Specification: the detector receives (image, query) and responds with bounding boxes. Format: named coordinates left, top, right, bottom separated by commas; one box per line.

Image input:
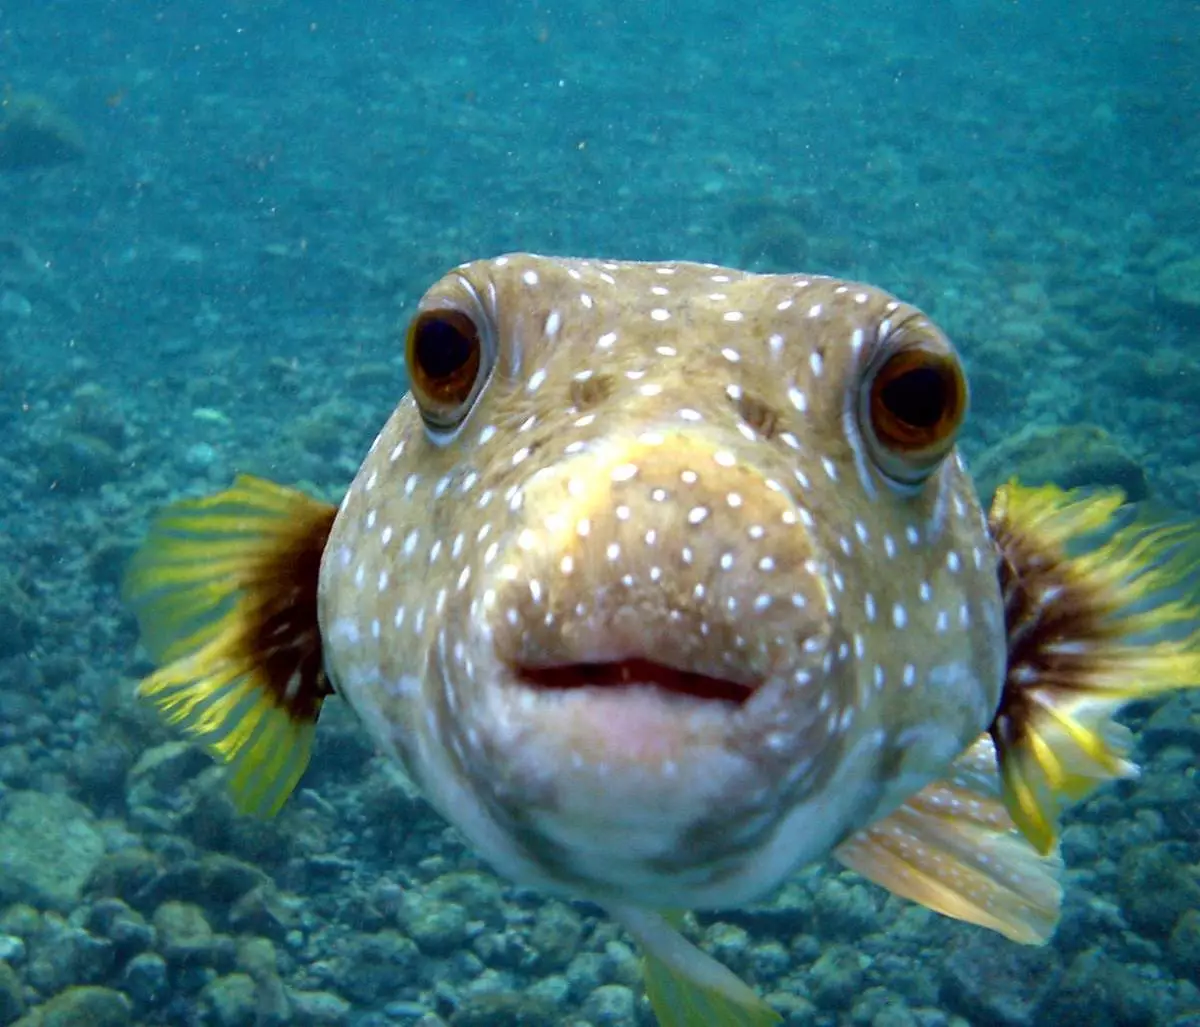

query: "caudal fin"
left=611, top=907, right=782, bottom=1027
left=987, top=480, right=1200, bottom=854
left=123, top=475, right=338, bottom=816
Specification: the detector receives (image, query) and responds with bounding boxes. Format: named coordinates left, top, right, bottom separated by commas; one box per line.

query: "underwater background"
left=1, top=0, right=1199, bottom=1025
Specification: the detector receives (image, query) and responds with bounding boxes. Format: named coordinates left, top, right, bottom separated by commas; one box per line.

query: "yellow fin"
left=987, top=481, right=1200, bottom=854
left=123, top=475, right=338, bottom=817
left=835, top=735, right=1062, bottom=945
left=611, top=907, right=782, bottom=1027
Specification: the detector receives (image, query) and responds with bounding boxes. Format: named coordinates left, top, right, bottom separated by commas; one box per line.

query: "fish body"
left=125, top=253, right=1200, bottom=1027
left=321, top=255, right=1001, bottom=911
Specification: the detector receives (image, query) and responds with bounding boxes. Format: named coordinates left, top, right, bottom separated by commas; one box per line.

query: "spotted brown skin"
left=318, top=254, right=1007, bottom=910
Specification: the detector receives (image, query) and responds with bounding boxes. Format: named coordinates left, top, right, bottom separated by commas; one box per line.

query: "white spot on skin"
left=522, top=269, right=539, bottom=285
left=527, top=369, right=547, bottom=392
left=651, top=309, right=670, bottom=322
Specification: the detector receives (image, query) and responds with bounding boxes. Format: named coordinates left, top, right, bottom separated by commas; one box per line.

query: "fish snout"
left=486, top=432, right=834, bottom=702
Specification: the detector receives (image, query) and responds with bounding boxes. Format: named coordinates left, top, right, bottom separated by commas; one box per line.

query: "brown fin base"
left=986, top=481, right=1200, bottom=853
left=123, top=475, right=338, bottom=816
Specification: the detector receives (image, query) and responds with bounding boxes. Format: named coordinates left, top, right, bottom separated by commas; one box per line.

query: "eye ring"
left=406, top=308, right=487, bottom=433
left=861, top=332, right=967, bottom=487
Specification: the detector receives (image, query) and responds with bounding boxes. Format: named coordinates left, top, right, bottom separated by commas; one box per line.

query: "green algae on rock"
left=0, top=793, right=104, bottom=912
left=1155, top=256, right=1200, bottom=327
left=970, top=422, right=1148, bottom=506
left=0, top=94, right=84, bottom=171
left=10, top=986, right=130, bottom=1027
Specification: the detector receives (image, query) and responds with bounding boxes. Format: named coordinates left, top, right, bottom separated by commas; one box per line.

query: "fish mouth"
left=515, top=658, right=756, bottom=704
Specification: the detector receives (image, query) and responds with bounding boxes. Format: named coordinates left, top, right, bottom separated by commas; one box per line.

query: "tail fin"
left=611, top=907, right=782, bottom=1027
left=123, top=475, right=338, bottom=817
left=987, top=480, right=1200, bottom=854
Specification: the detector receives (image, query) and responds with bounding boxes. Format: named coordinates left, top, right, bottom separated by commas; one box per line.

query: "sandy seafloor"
left=1, top=0, right=1199, bottom=1025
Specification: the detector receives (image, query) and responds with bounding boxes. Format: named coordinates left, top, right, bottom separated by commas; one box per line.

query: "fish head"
left=320, top=254, right=1008, bottom=908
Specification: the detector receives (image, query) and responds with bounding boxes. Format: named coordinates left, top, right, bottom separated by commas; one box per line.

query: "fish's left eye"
left=862, top=338, right=966, bottom=486
left=407, top=308, right=486, bottom=432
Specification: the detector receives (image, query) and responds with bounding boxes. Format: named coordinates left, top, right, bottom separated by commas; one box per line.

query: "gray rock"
left=152, top=901, right=217, bottom=966
left=1156, top=257, right=1200, bottom=327
left=24, top=917, right=113, bottom=993
left=401, top=893, right=470, bottom=956
left=0, top=792, right=104, bottom=911
left=971, top=422, right=1147, bottom=507
left=0, top=573, right=37, bottom=659
left=1142, top=696, right=1200, bottom=753
left=1170, top=909, right=1200, bottom=983
left=602, top=941, right=641, bottom=989
left=526, top=975, right=570, bottom=1007
left=84, top=899, right=153, bottom=958
left=337, top=930, right=422, bottom=1005
left=702, top=922, right=751, bottom=978
left=13, top=986, right=131, bottom=1027
left=810, top=943, right=866, bottom=1011
left=121, top=952, right=168, bottom=1007
left=565, top=952, right=609, bottom=1000
left=125, top=741, right=210, bottom=811
left=813, top=876, right=880, bottom=941
left=940, top=933, right=1061, bottom=1027
left=447, top=991, right=560, bottom=1027
left=288, top=989, right=351, bottom=1026
left=200, top=973, right=257, bottom=1027
left=529, top=902, right=583, bottom=972
left=0, top=962, right=24, bottom=1026
left=1042, top=947, right=1167, bottom=1027
left=580, top=984, right=636, bottom=1025
left=1118, top=842, right=1200, bottom=936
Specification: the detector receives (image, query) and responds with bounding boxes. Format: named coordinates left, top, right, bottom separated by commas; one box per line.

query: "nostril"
left=733, top=391, right=781, bottom=440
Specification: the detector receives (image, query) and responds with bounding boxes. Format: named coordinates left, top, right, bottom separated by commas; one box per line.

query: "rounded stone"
left=1156, top=257, right=1200, bottom=326
left=580, top=984, right=637, bottom=1025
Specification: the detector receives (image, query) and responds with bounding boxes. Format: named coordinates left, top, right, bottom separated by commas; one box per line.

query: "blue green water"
left=0, top=1, right=1198, bottom=1025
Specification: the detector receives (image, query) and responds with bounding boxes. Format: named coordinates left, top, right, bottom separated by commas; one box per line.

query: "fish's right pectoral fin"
left=611, top=907, right=782, bottom=1027
left=123, top=475, right=339, bottom=817
left=834, top=735, right=1062, bottom=945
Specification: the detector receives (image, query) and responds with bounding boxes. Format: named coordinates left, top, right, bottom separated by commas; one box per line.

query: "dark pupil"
left=881, top=367, right=946, bottom=428
left=415, top=316, right=473, bottom=381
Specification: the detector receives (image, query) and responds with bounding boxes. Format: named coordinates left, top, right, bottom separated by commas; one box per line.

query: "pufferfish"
left=124, top=254, right=1200, bottom=1026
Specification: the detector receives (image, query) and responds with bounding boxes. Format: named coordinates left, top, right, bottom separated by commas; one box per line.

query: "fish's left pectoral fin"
left=610, top=907, right=782, bottom=1027
left=834, top=736, right=1063, bottom=945
left=987, top=481, right=1200, bottom=854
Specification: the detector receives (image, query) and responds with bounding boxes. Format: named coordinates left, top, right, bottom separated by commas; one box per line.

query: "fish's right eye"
left=407, top=308, right=485, bottom=432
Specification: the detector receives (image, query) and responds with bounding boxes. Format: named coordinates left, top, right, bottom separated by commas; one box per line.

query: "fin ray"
left=987, top=481, right=1200, bottom=854
left=835, top=735, right=1062, bottom=945
left=123, top=475, right=336, bottom=817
